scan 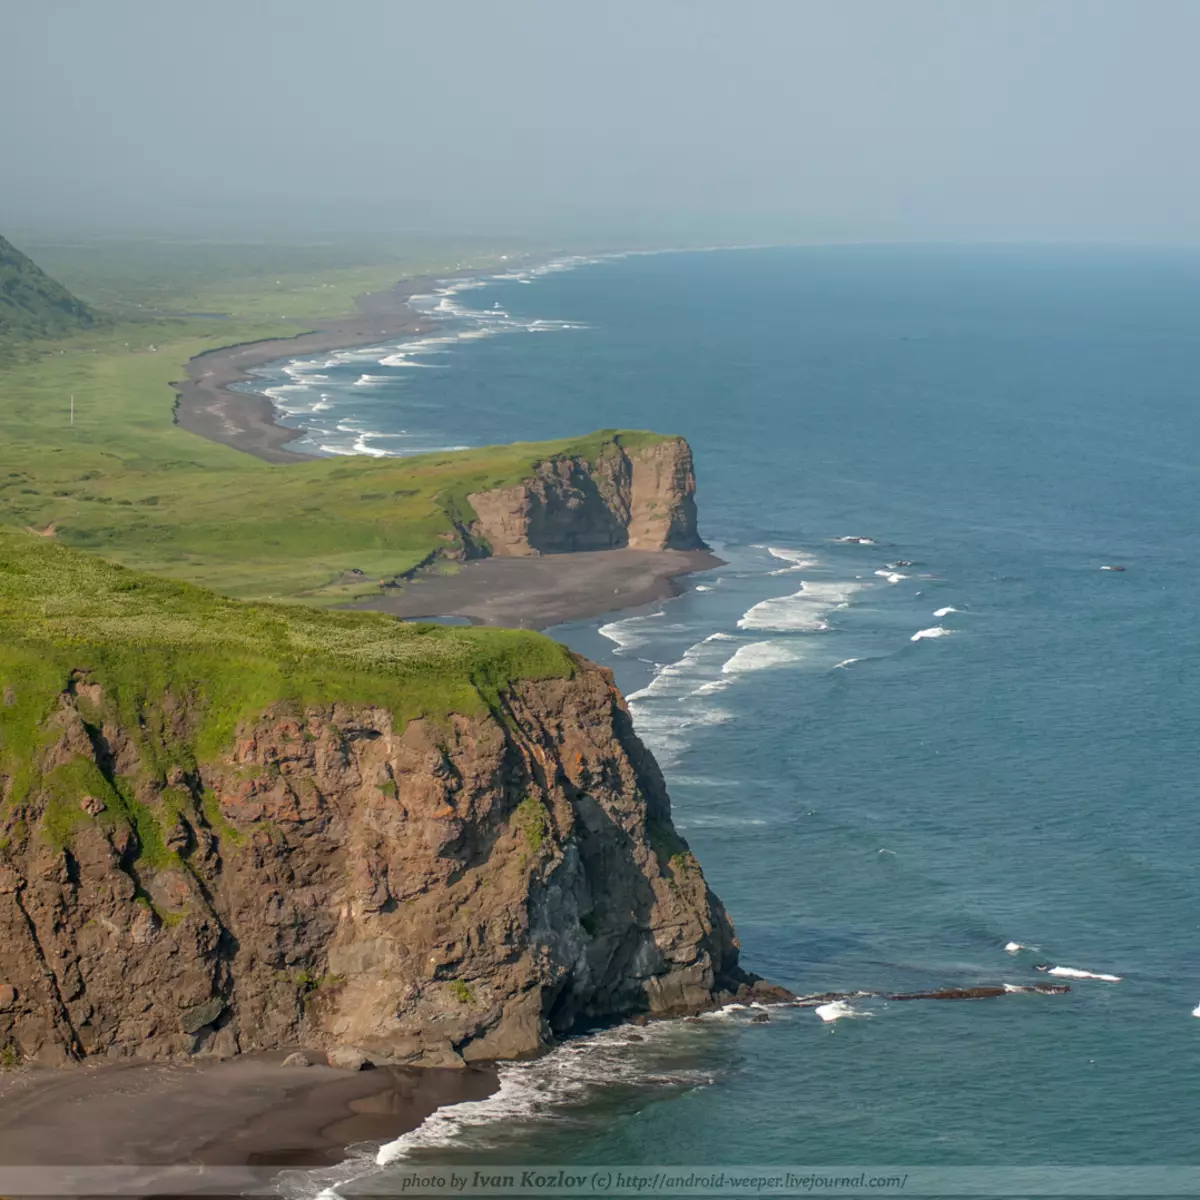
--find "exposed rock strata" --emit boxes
[466,437,705,557]
[0,661,775,1068]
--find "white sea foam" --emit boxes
[815,1000,864,1022]
[1192,1003,1200,1018]
[375,1022,714,1166]
[833,658,861,670]
[721,641,805,674]
[695,584,713,592]
[874,570,908,584]
[626,633,738,701]
[738,580,865,633]
[910,626,952,642]
[932,606,958,618]
[627,702,734,766]
[1044,965,1122,982]
[1005,941,1032,953]
[352,373,390,387]
[622,633,739,763]
[351,433,392,458]
[834,536,876,545]
[766,546,819,574]
[598,612,665,652]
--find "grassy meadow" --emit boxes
[0,527,577,826]
[0,237,662,602]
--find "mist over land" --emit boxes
[4,0,1200,246]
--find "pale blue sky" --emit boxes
[3,0,1197,242]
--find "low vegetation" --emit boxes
[0,235,667,604]
[0,529,576,787]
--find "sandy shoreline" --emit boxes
[0,1053,497,1174]
[171,276,451,463]
[348,547,723,631]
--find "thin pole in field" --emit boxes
[70,394,75,426]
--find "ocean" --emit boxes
[253,245,1200,1190]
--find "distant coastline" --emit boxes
[169,254,723,628]
[171,273,460,463]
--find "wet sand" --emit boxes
[349,548,723,631]
[171,277,450,463]
[0,1053,496,1170]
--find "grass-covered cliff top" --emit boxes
[0,528,575,768]
[0,235,671,603]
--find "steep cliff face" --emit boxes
[0,661,772,1069]
[465,436,705,557]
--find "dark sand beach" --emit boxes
[349,547,723,630]
[171,277,447,463]
[0,1054,496,1172]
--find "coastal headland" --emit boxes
[169,262,725,625]
[0,240,742,1168]
[1,246,721,623]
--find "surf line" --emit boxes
[790,983,1069,1005]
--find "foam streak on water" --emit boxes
[737,580,867,632]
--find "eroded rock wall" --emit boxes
[0,661,768,1068]
[466,437,706,557]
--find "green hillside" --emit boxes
[0,235,96,342]
[0,237,670,607]
[0,526,574,781]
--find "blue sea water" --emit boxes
[261,246,1200,1187]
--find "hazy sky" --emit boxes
[4,0,1199,243]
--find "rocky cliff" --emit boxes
[464,435,705,557]
[0,659,774,1069]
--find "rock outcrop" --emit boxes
[0,660,774,1068]
[465,436,705,557]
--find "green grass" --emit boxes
[0,529,576,794]
[447,979,474,1005]
[0,238,670,605]
[513,794,550,852]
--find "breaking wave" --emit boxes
[738,580,866,632]
[911,626,952,642]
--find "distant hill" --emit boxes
[0,234,95,341]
